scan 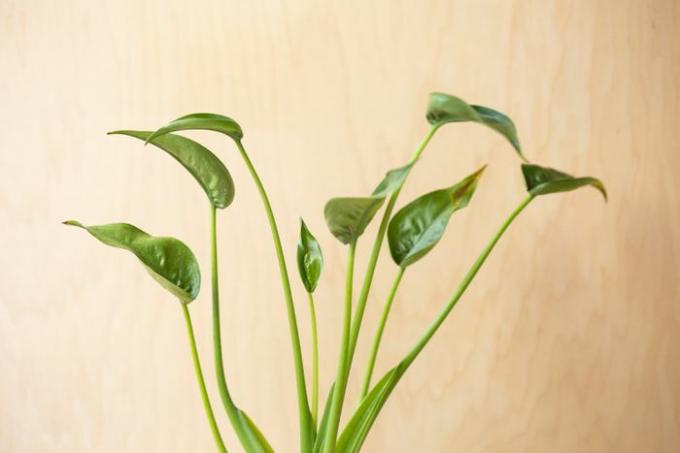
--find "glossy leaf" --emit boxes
[522,164,607,200]
[109,130,235,209]
[426,92,524,159]
[371,163,413,198]
[63,221,200,303]
[297,219,324,293]
[388,166,486,268]
[324,197,385,245]
[146,113,244,144]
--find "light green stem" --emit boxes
[345,125,438,378]
[181,304,228,453]
[323,241,357,453]
[307,292,319,428]
[360,267,405,398]
[235,140,313,452]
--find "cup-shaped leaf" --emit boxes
[63,221,200,303]
[146,113,244,144]
[324,197,385,245]
[426,92,524,160]
[297,219,324,293]
[388,166,486,268]
[108,130,235,209]
[522,164,607,200]
[371,163,414,198]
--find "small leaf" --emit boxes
[388,166,486,268]
[297,219,324,293]
[313,383,336,453]
[238,409,275,453]
[371,163,413,198]
[522,164,607,200]
[324,197,385,245]
[426,92,524,159]
[146,113,244,144]
[109,130,235,209]
[63,221,200,303]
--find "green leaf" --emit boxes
[371,163,413,198]
[313,383,336,453]
[63,221,200,303]
[522,164,607,200]
[388,166,486,268]
[146,113,244,144]
[238,409,275,453]
[297,219,324,293]
[426,92,524,159]
[108,130,235,209]
[324,197,385,245]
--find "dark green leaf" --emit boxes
[426,92,524,159]
[108,130,235,209]
[146,113,244,144]
[297,219,324,293]
[388,166,486,268]
[324,197,385,245]
[371,163,413,198]
[63,221,200,303]
[522,164,607,200]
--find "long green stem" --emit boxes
[182,304,228,453]
[345,125,439,378]
[323,241,357,453]
[307,292,319,428]
[235,140,313,452]
[360,267,405,398]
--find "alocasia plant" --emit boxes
[65,92,606,453]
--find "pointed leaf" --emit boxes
[109,130,235,209]
[63,221,200,303]
[388,166,486,268]
[146,113,243,144]
[522,164,607,200]
[238,409,275,453]
[313,383,336,453]
[426,92,524,159]
[297,219,324,293]
[324,197,385,245]
[371,163,413,198]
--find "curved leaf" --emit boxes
[426,92,524,160]
[371,163,413,198]
[238,409,275,453]
[146,113,244,144]
[63,221,200,303]
[109,130,235,209]
[324,197,385,245]
[388,166,486,268]
[297,219,324,293]
[522,164,607,200]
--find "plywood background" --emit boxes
[2,0,679,451]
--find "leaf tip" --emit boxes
[62,220,83,228]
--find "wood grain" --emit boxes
[1,0,679,451]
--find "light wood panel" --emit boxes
[1,1,679,451]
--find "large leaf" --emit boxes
[63,221,200,303]
[146,113,244,143]
[522,164,607,200]
[426,92,524,160]
[371,163,413,198]
[109,130,235,209]
[324,197,385,245]
[297,219,324,293]
[388,166,486,268]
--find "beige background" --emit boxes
[2,0,679,452]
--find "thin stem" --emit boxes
[345,125,439,378]
[307,292,319,428]
[360,267,405,398]
[235,140,313,452]
[182,304,228,453]
[323,241,357,453]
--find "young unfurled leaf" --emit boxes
[108,130,235,209]
[522,164,607,200]
[63,221,200,303]
[146,113,244,144]
[387,166,486,268]
[324,197,385,245]
[297,219,324,293]
[426,92,524,159]
[371,163,413,198]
